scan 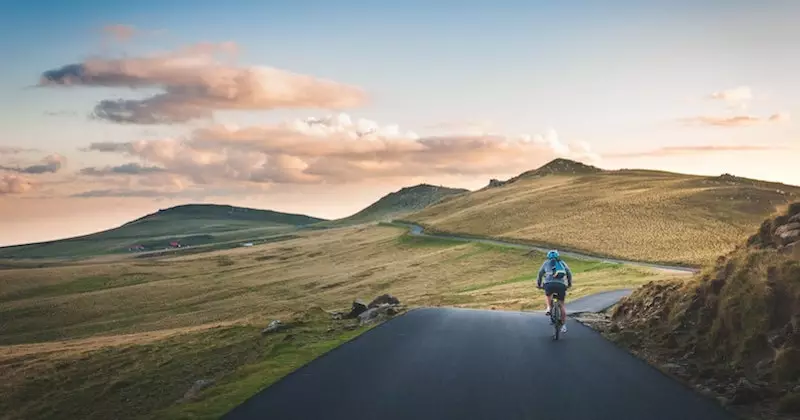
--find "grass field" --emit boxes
[0,224,683,419]
[405,165,800,266]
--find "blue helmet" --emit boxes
[547,250,560,259]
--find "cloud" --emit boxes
[0,154,66,174]
[0,146,38,154]
[769,112,791,123]
[38,42,367,124]
[80,162,166,176]
[103,24,136,42]
[0,174,33,194]
[607,145,781,158]
[709,86,752,109]
[79,113,598,189]
[681,113,791,127]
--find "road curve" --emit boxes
[399,222,698,274]
[224,307,734,420]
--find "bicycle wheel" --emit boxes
[552,301,562,340]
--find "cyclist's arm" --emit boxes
[536,262,546,288]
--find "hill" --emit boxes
[319,184,469,227]
[607,202,800,417]
[0,204,325,259]
[404,158,800,266]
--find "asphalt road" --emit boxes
[402,223,699,274]
[224,305,735,420]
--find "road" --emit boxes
[224,303,735,420]
[401,222,698,274]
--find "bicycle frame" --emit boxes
[551,299,564,340]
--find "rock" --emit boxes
[182,379,215,401]
[777,222,800,236]
[781,240,799,255]
[330,312,345,320]
[781,230,800,245]
[488,179,506,188]
[344,300,368,319]
[368,294,400,309]
[261,320,285,335]
[357,303,401,326]
[716,396,729,407]
[730,378,761,405]
[790,213,800,224]
[661,363,681,371]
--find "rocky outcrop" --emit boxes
[747,202,800,251]
[330,295,404,324]
[487,179,506,188]
[599,201,800,418]
[368,294,400,308]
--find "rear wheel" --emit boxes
[552,300,562,340]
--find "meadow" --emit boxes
[0,224,684,419]
[406,170,800,266]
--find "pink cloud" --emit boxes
[38,42,367,124]
[681,113,791,127]
[0,174,33,194]
[79,113,598,190]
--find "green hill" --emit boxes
[0,204,325,259]
[404,159,800,266]
[319,184,469,227]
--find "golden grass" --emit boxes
[406,171,800,266]
[0,224,684,419]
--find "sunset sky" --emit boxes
[1,0,798,246]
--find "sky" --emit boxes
[1,0,799,246]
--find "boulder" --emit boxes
[181,379,215,401]
[358,303,401,326]
[344,300,369,319]
[779,229,800,244]
[488,179,506,188]
[368,294,400,308]
[261,320,286,335]
[776,222,800,236]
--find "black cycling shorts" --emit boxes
[544,282,567,301]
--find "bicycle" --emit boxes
[550,296,564,340]
[538,285,566,340]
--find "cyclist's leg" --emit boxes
[556,284,567,332]
[543,283,554,314]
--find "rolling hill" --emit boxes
[0,204,326,259]
[403,158,800,266]
[317,183,469,227]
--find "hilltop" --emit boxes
[405,158,800,265]
[485,158,603,188]
[0,204,325,259]
[608,202,800,417]
[319,184,469,227]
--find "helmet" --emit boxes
[547,250,560,259]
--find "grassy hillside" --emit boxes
[0,224,681,419]
[607,202,800,417]
[318,184,469,228]
[0,204,325,259]
[405,159,800,266]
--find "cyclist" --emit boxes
[536,249,572,334]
